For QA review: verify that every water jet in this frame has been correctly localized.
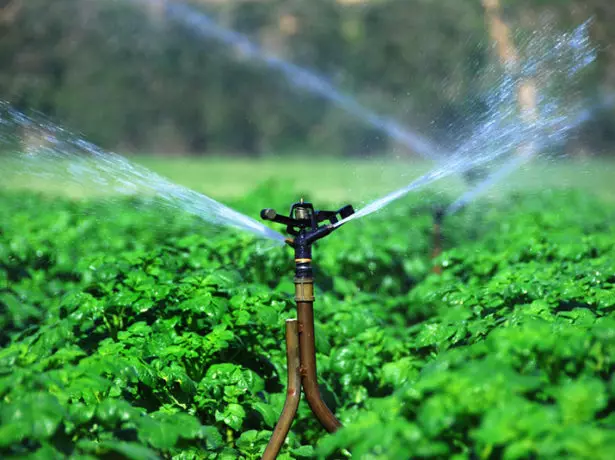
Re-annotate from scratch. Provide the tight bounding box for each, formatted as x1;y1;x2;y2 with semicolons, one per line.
332;19;596;229
130;0;445;162
0;102;285;243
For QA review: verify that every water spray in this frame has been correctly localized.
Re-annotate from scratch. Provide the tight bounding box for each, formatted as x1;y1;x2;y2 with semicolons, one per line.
259;199;354;459
446;92;615;217
125;3;598;234
0;102;286;243
132;0;445;161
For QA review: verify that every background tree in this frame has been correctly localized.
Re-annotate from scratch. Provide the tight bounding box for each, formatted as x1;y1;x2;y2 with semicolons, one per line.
0;0;611;156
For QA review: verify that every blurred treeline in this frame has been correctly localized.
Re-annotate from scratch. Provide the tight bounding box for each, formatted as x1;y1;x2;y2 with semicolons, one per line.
1;0;614;156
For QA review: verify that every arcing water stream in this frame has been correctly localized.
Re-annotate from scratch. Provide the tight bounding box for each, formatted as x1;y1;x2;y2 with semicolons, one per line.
135;1;597;226
335;20;597;226
0;102;286;243
445;92;615;216
132;0;445;162
0;7;600;239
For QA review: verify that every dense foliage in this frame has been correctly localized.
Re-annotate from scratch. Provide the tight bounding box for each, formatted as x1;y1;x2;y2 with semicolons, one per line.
1;185;614;458
1;0;614;155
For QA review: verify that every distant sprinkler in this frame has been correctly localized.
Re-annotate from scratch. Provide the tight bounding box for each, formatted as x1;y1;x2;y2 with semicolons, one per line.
461;164;489;187
431;206;446;275
260;199;355;459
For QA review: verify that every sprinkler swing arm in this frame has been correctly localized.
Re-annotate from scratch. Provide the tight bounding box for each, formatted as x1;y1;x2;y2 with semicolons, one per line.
260;199;354;460
261;200;354;241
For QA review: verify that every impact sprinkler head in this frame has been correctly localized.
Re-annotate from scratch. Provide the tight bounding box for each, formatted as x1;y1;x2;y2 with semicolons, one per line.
261;200;354;276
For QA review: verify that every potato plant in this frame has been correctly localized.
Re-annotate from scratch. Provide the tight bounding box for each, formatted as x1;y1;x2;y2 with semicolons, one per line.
0;188;613;459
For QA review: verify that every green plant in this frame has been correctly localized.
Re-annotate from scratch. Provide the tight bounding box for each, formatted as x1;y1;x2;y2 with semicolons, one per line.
1;187;613;458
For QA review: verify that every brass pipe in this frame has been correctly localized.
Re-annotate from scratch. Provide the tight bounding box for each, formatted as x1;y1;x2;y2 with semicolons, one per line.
262;320;301;460
296;298;342;433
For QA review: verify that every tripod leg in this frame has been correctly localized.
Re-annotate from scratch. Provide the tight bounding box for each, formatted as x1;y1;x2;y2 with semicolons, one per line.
297;301;342;432
262;319;301;460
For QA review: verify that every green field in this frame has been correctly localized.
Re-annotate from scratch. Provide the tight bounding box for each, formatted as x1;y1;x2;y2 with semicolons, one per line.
3;154;615;205
134;155;615;203
1;155;615;458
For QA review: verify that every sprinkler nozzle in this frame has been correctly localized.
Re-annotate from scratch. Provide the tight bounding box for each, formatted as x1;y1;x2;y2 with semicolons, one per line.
261;208;278;220
338;205;354;220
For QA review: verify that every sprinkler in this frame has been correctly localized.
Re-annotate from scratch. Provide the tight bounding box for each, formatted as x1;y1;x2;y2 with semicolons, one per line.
260;199;354;460
431;206;445;274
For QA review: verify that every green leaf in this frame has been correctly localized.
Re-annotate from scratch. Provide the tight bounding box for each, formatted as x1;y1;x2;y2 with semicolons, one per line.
253;401;278;427
0;394;65;446
96;399;138;425
292;445;315;457
138;416;180;450
215;403;245;431
90;440;159;460
381;357;419;387
556;379;607;424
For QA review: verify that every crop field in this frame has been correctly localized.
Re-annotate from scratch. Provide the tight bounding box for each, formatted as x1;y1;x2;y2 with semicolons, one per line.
3;155;615;203
1;158;615;459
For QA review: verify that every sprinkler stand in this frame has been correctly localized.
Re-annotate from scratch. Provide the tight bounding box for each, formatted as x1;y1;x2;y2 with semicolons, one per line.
263;319;301;457
260;200;354;459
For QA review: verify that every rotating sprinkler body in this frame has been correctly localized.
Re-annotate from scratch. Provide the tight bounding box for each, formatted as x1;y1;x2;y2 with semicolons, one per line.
260;199;354;460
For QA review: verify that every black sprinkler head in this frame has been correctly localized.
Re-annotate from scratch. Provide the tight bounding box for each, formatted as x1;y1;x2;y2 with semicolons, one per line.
260;199;354;245
261;200;354;277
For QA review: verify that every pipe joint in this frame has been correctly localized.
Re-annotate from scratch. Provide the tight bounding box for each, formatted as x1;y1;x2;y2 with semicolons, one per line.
294;277;314;302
